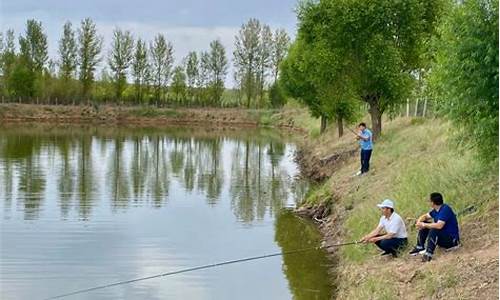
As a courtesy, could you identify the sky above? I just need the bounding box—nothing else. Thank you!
[0,0,299,87]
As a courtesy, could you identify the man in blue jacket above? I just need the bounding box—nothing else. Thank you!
[409,192,460,262]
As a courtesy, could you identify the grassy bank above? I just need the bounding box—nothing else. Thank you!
[301,117,498,299]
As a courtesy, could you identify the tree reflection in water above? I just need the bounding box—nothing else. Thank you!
[0,126,302,223]
[275,209,334,300]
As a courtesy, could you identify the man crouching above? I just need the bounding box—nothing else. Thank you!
[360,199,408,257]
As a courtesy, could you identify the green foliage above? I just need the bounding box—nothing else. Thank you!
[269,82,287,108]
[19,19,48,73]
[0,17,288,108]
[185,51,198,101]
[282,0,444,137]
[234,19,291,108]
[108,29,134,100]
[1,29,17,95]
[8,57,36,97]
[280,36,359,131]
[280,40,322,118]
[149,34,174,104]
[78,18,103,97]
[207,39,228,105]
[171,65,187,103]
[132,38,150,103]
[58,21,78,80]
[430,0,499,165]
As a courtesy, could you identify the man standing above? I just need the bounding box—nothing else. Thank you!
[409,192,460,262]
[361,199,408,257]
[355,122,373,176]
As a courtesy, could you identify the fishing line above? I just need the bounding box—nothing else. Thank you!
[44,241,359,300]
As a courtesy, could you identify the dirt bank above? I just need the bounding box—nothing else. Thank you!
[0,103,307,132]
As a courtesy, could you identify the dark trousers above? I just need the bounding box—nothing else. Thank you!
[360,149,372,173]
[416,228,459,255]
[375,237,407,255]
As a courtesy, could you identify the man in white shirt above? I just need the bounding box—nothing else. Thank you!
[360,199,408,257]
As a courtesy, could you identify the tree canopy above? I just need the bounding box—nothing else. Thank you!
[281,0,444,138]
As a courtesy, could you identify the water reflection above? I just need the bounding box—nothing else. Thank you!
[275,210,334,300]
[0,125,333,300]
[0,125,300,223]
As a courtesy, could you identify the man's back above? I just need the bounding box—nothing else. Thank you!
[430,204,460,240]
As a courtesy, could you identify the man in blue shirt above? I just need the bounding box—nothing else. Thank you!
[409,192,460,262]
[355,122,373,176]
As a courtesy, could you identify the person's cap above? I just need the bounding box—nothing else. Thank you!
[376,199,394,209]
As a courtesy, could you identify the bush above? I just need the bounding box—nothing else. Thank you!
[269,82,287,108]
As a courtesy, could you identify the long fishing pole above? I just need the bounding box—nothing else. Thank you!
[43,241,360,300]
[347,127,360,137]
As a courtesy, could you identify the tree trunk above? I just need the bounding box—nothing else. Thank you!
[320,115,327,134]
[337,117,344,137]
[422,98,428,117]
[406,99,410,117]
[368,101,382,140]
[414,98,419,117]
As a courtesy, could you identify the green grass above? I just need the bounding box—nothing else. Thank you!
[301,117,498,299]
[345,275,398,300]
[341,118,497,262]
[302,117,498,264]
[302,183,333,206]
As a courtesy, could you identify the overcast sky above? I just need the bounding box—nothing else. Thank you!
[1,0,299,87]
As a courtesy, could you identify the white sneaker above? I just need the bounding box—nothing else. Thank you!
[445,244,461,252]
[354,170,362,176]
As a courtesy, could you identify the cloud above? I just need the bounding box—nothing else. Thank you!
[97,21,238,63]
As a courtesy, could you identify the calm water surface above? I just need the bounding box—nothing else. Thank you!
[0,125,333,300]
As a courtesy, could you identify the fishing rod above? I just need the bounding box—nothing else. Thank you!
[43,241,360,300]
[347,127,360,137]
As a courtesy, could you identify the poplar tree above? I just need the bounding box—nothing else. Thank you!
[78,18,103,99]
[271,28,290,83]
[58,21,78,80]
[185,51,198,103]
[132,38,150,103]
[0,29,16,96]
[256,24,273,106]
[19,19,48,72]
[108,28,134,100]
[207,40,228,106]
[150,34,174,105]
[234,18,261,107]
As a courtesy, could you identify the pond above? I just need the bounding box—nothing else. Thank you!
[0,125,333,300]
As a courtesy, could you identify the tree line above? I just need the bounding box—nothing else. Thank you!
[0,18,290,108]
[279,0,498,165]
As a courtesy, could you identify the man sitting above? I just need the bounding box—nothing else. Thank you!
[409,192,460,262]
[361,199,408,257]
